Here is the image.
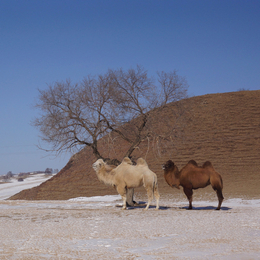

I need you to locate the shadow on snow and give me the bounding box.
[116,201,232,211]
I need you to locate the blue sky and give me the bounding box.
[0,0,259,175]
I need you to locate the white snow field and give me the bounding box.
[0,190,260,259]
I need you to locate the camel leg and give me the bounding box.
[154,184,160,210]
[126,188,136,207]
[211,182,224,210]
[215,189,224,210]
[183,188,193,210]
[117,185,127,210]
[144,187,153,210]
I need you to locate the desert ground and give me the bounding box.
[0,176,260,260]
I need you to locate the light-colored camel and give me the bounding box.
[162,160,224,210]
[92,157,160,210]
[103,158,136,207]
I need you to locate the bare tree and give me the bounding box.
[33,66,188,160]
[34,77,112,158]
[6,171,13,179]
[45,168,53,174]
[106,67,188,157]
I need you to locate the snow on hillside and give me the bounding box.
[0,174,53,200]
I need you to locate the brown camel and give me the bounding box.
[162,160,224,210]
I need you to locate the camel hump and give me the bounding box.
[136,158,148,166]
[122,157,133,165]
[188,160,198,166]
[203,161,213,168]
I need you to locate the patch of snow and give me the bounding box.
[69,195,121,202]
[0,196,259,259]
[1,180,260,259]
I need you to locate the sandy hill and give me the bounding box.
[9,90,260,201]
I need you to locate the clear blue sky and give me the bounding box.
[0,0,259,175]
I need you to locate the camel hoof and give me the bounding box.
[215,208,220,210]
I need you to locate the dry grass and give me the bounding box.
[9,90,260,201]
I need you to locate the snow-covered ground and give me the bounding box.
[0,176,260,259]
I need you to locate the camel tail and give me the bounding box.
[220,174,224,189]
[153,174,160,209]
[152,174,157,192]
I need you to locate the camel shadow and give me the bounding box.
[126,205,171,210]
[179,205,232,211]
[116,201,231,211]
[116,201,172,210]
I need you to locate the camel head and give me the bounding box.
[162,160,180,189]
[162,160,176,172]
[92,159,105,172]
[92,158,116,186]
[163,160,180,177]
